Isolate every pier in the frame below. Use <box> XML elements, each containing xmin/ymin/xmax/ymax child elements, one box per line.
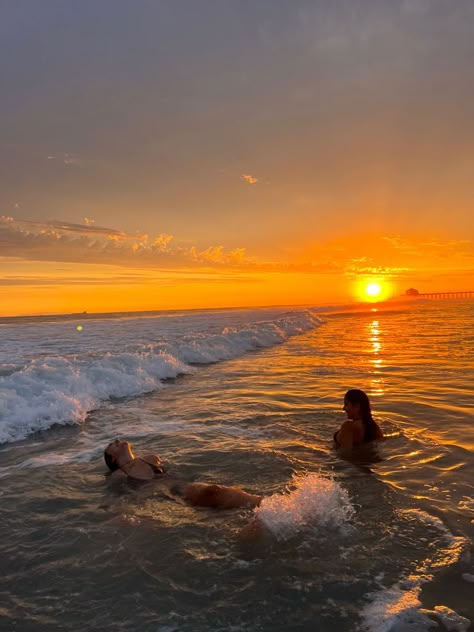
<box><xmin>417</xmin><ymin>291</ymin><xmax>474</xmax><ymax>300</ymax></box>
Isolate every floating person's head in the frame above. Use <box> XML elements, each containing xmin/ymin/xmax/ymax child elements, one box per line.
<box><xmin>104</xmin><ymin>439</ymin><xmax>133</xmax><ymax>471</ymax></box>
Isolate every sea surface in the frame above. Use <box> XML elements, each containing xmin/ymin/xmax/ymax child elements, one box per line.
<box><xmin>0</xmin><ymin>301</ymin><xmax>473</xmax><ymax>632</ymax></box>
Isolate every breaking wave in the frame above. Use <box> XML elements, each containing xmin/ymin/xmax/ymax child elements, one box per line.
<box><xmin>0</xmin><ymin>310</ymin><xmax>322</xmax><ymax>443</ymax></box>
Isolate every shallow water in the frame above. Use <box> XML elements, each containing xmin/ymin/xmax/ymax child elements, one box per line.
<box><xmin>0</xmin><ymin>301</ymin><xmax>473</xmax><ymax>631</ymax></box>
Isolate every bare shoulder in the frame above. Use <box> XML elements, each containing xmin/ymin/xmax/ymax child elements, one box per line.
<box><xmin>336</xmin><ymin>421</ymin><xmax>356</xmax><ymax>451</ymax></box>
<box><xmin>124</xmin><ymin>459</ymin><xmax>155</xmax><ymax>480</ymax></box>
<box><xmin>339</xmin><ymin>421</ymin><xmax>355</xmax><ymax>434</ymax></box>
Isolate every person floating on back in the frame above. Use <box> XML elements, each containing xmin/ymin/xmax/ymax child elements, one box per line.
<box><xmin>333</xmin><ymin>389</ymin><xmax>384</xmax><ymax>454</ymax></box>
<box><xmin>104</xmin><ymin>439</ymin><xmax>263</xmax><ymax>509</ymax></box>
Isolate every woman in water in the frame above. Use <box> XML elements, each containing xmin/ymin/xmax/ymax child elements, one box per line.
<box><xmin>104</xmin><ymin>439</ymin><xmax>263</xmax><ymax>509</ymax></box>
<box><xmin>333</xmin><ymin>389</ymin><xmax>384</xmax><ymax>452</ymax></box>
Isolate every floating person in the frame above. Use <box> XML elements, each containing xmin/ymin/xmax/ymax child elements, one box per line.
<box><xmin>104</xmin><ymin>440</ymin><xmax>355</xmax><ymax>540</ymax></box>
<box><xmin>103</xmin><ymin>439</ymin><xmax>263</xmax><ymax>509</ymax></box>
<box><xmin>333</xmin><ymin>389</ymin><xmax>384</xmax><ymax>453</ymax></box>
<box><xmin>104</xmin><ymin>439</ymin><xmax>165</xmax><ymax>480</ymax></box>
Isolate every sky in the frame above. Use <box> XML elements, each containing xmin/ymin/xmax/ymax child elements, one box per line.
<box><xmin>1</xmin><ymin>0</ymin><xmax>473</xmax><ymax>315</ymax></box>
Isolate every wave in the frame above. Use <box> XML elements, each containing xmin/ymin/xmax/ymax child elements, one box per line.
<box><xmin>0</xmin><ymin>310</ymin><xmax>322</xmax><ymax>444</ymax></box>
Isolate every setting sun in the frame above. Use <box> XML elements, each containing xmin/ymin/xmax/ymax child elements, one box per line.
<box><xmin>352</xmin><ymin>278</ymin><xmax>394</xmax><ymax>303</ymax></box>
<box><xmin>366</xmin><ymin>282</ymin><xmax>382</xmax><ymax>298</ymax></box>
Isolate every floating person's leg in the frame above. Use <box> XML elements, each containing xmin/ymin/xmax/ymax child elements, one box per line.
<box><xmin>172</xmin><ymin>481</ymin><xmax>263</xmax><ymax>509</ymax></box>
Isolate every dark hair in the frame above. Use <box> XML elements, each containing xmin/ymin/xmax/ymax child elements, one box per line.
<box><xmin>104</xmin><ymin>450</ymin><xmax>119</xmax><ymax>472</ymax></box>
<box><xmin>344</xmin><ymin>389</ymin><xmax>379</xmax><ymax>442</ymax></box>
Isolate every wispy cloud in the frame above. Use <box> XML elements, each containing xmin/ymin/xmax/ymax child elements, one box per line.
<box><xmin>0</xmin><ymin>271</ymin><xmax>259</xmax><ymax>287</ymax></box>
<box><xmin>345</xmin><ymin>263</ymin><xmax>413</xmax><ymax>278</ymax></box>
<box><xmin>47</xmin><ymin>152</ymin><xmax>81</xmax><ymax>166</ymax></box>
<box><xmin>2</xmin><ymin>219</ymin><xmax>474</xmax><ymax>282</ymax></box>
<box><xmin>241</xmin><ymin>173</ymin><xmax>258</xmax><ymax>185</ymax></box>
<box><xmin>383</xmin><ymin>234</ymin><xmax>474</xmax><ymax>261</ymax></box>
<box><xmin>0</xmin><ymin>216</ymin><xmax>354</xmax><ymax>275</ymax></box>
<box><xmin>0</xmin><ymin>216</ymin><xmax>253</xmax><ymax>270</ymax></box>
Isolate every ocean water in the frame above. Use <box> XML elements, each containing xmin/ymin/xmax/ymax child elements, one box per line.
<box><xmin>0</xmin><ymin>301</ymin><xmax>473</xmax><ymax>632</ymax></box>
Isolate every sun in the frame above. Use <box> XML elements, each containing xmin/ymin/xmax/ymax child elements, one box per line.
<box><xmin>365</xmin><ymin>282</ymin><xmax>382</xmax><ymax>298</ymax></box>
<box><xmin>352</xmin><ymin>278</ymin><xmax>394</xmax><ymax>303</ymax></box>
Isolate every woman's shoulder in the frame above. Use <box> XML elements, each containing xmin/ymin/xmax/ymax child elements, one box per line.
<box><xmin>138</xmin><ymin>454</ymin><xmax>165</xmax><ymax>474</ymax></box>
<box><xmin>121</xmin><ymin>455</ymin><xmax>162</xmax><ymax>480</ymax></box>
<box><xmin>140</xmin><ymin>454</ymin><xmax>162</xmax><ymax>467</ymax></box>
<box><xmin>334</xmin><ymin>421</ymin><xmax>359</xmax><ymax>448</ymax></box>
<box><xmin>339</xmin><ymin>420</ymin><xmax>360</xmax><ymax>436</ymax></box>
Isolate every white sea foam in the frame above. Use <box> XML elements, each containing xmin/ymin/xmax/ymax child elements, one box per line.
<box><xmin>360</xmin><ymin>509</ymin><xmax>469</xmax><ymax>632</ymax></box>
<box><xmin>0</xmin><ymin>310</ymin><xmax>322</xmax><ymax>444</ymax></box>
<box><xmin>0</xmin><ymin>351</ymin><xmax>188</xmax><ymax>444</ymax></box>
<box><xmin>254</xmin><ymin>472</ymin><xmax>354</xmax><ymax>540</ymax></box>
<box><xmin>361</xmin><ymin>584</ymin><xmax>470</xmax><ymax>632</ymax></box>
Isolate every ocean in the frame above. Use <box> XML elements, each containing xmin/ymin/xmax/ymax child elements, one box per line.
<box><xmin>0</xmin><ymin>301</ymin><xmax>473</xmax><ymax>631</ymax></box>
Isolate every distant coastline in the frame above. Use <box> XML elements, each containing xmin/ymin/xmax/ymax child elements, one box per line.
<box><xmin>0</xmin><ymin>302</ymin><xmax>332</xmax><ymax>323</ymax></box>
<box><xmin>2</xmin><ymin>292</ymin><xmax>474</xmax><ymax>323</ymax></box>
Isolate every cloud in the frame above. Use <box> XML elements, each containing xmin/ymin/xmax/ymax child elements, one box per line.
<box><xmin>241</xmin><ymin>173</ymin><xmax>258</xmax><ymax>185</ymax></box>
<box><xmin>383</xmin><ymin>234</ymin><xmax>474</xmax><ymax>261</ymax></box>
<box><xmin>344</xmin><ymin>263</ymin><xmax>413</xmax><ymax>278</ymax></box>
<box><xmin>0</xmin><ymin>271</ymin><xmax>259</xmax><ymax>287</ymax></box>
<box><xmin>0</xmin><ymin>274</ymin><xmax>143</xmax><ymax>286</ymax></box>
<box><xmin>0</xmin><ymin>216</ymin><xmax>253</xmax><ymax>270</ymax></box>
<box><xmin>3</xmin><ymin>218</ymin><xmax>473</xmax><ymax>283</ymax></box>
<box><xmin>153</xmin><ymin>234</ymin><xmax>173</xmax><ymax>250</ymax></box>
<box><xmin>47</xmin><ymin>152</ymin><xmax>81</xmax><ymax>166</ymax></box>
<box><xmin>188</xmin><ymin>245</ymin><xmax>248</xmax><ymax>265</ymax></box>
<box><xmin>0</xmin><ymin>216</ymin><xmax>354</xmax><ymax>275</ymax></box>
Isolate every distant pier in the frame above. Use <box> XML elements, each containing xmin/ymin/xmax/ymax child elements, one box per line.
<box><xmin>417</xmin><ymin>291</ymin><xmax>474</xmax><ymax>300</ymax></box>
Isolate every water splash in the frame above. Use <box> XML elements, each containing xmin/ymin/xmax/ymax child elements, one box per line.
<box><xmin>254</xmin><ymin>472</ymin><xmax>354</xmax><ymax>540</ymax></box>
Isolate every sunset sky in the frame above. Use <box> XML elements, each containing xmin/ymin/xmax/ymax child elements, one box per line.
<box><xmin>1</xmin><ymin>0</ymin><xmax>473</xmax><ymax>316</ymax></box>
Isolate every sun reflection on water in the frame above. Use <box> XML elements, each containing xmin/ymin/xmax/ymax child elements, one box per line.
<box><xmin>368</xmin><ymin>319</ymin><xmax>385</xmax><ymax>395</ymax></box>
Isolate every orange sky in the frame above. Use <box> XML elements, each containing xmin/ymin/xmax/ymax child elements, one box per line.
<box><xmin>1</xmin><ymin>217</ymin><xmax>473</xmax><ymax>316</ymax></box>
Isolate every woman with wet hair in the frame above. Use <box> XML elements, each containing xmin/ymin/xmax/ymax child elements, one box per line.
<box><xmin>333</xmin><ymin>389</ymin><xmax>384</xmax><ymax>452</ymax></box>
<box><xmin>104</xmin><ymin>439</ymin><xmax>165</xmax><ymax>480</ymax></box>
<box><xmin>104</xmin><ymin>439</ymin><xmax>263</xmax><ymax>509</ymax></box>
